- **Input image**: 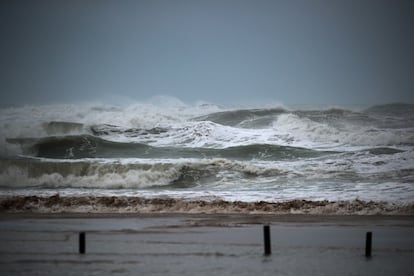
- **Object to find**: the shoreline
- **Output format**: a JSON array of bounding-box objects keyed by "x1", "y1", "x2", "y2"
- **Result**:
[
  {"x1": 1, "y1": 212, "x2": 414, "y2": 227},
  {"x1": 1, "y1": 194, "x2": 413, "y2": 216}
]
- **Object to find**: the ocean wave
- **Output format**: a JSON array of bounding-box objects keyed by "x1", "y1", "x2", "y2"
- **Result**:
[
  {"x1": 363, "y1": 147, "x2": 405, "y2": 155},
  {"x1": 42, "y1": 121, "x2": 85, "y2": 135},
  {"x1": 7, "y1": 135, "x2": 332, "y2": 160},
  {"x1": 1, "y1": 153, "x2": 413, "y2": 196},
  {"x1": 83, "y1": 105, "x2": 414, "y2": 149},
  {"x1": 193, "y1": 108, "x2": 287, "y2": 127},
  {"x1": 271, "y1": 113, "x2": 414, "y2": 148},
  {"x1": 364, "y1": 103, "x2": 414, "y2": 117},
  {"x1": 2, "y1": 102, "x2": 413, "y2": 154},
  {"x1": 193, "y1": 107, "x2": 372, "y2": 128},
  {"x1": 193, "y1": 104, "x2": 414, "y2": 128},
  {"x1": 0, "y1": 158, "x2": 290, "y2": 189},
  {"x1": 1, "y1": 195, "x2": 413, "y2": 215},
  {"x1": 1, "y1": 102, "x2": 413, "y2": 207},
  {"x1": 90, "y1": 124, "x2": 168, "y2": 137}
]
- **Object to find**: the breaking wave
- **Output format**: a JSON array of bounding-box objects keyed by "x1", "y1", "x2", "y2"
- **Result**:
[
  {"x1": 0, "y1": 158, "x2": 288, "y2": 189},
  {"x1": 42, "y1": 121, "x2": 85, "y2": 135},
  {"x1": 2, "y1": 102, "x2": 413, "y2": 154},
  {"x1": 1, "y1": 101, "x2": 413, "y2": 209},
  {"x1": 193, "y1": 108, "x2": 287, "y2": 127}
]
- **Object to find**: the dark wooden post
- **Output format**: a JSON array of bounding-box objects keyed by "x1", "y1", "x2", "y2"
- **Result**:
[
  {"x1": 365, "y1": 231, "x2": 372, "y2": 258},
  {"x1": 79, "y1": 232, "x2": 86, "y2": 254},
  {"x1": 263, "y1": 225, "x2": 271, "y2": 255}
]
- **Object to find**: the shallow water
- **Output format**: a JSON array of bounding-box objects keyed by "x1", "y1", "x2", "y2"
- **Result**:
[{"x1": 0, "y1": 215, "x2": 413, "y2": 275}]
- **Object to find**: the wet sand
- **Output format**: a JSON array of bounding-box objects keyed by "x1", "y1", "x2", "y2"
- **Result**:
[{"x1": 0, "y1": 213, "x2": 413, "y2": 275}]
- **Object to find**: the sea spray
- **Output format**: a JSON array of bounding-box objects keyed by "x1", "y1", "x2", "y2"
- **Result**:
[{"x1": 0, "y1": 101, "x2": 413, "y2": 212}]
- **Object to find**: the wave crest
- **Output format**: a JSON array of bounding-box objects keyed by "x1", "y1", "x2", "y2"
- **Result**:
[
  {"x1": 8, "y1": 135, "x2": 331, "y2": 160},
  {"x1": 0, "y1": 158, "x2": 289, "y2": 189}
]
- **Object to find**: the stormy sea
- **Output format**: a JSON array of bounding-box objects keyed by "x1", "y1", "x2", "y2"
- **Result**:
[{"x1": 1, "y1": 99, "x2": 413, "y2": 214}]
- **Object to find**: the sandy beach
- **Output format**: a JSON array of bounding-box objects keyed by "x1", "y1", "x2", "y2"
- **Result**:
[{"x1": 1, "y1": 213, "x2": 413, "y2": 275}]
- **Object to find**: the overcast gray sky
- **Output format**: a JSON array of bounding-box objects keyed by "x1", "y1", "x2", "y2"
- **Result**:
[{"x1": 1, "y1": 0, "x2": 413, "y2": 106}]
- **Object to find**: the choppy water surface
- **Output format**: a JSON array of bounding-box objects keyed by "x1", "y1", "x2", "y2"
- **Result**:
[{"x1": 1, "y1": 99, "x2": 413, "y2": 212}]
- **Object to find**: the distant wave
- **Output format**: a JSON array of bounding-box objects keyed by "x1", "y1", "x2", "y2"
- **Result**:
[
  {"x1": 90, "y1": 124, "x2": 168, "y2": 136},
  {"x1": 42, "y1": 121, "x2": 85, "y2": 135},
  {"x1": 193, "y1": 103, "x2": 414, "y2": 128},
  {"x1": 364, "y1": 103, "x2": 414, "y2": 116},
  {"x1": 3, "y1": 103, "x2": 413, "y2": 154},
  {"x1": 193, "y1": 108, "x2": 287, "y2": 127},
  {"x1": 7, "y1": 135, "x2": 332, "y2": 160}
]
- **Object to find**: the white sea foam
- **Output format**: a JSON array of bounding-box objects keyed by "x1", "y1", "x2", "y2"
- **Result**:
[
  {"x1": 272, "y1": 113, "x2": 414, "y2": 149},
  {"x1": 1, "y1": 100, "x2": 413, "y2": 206},
  {"x1": 0, "y1": 162, "x2": 181, "y2": 189},
  {"x1": 1, "y1": 100, "x2": 413, "y2": 152}
]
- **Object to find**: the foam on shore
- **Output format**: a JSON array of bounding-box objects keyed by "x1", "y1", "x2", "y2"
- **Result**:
[{"x1": 1, "y1": 195, "x2": 413, "y2": 215}]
